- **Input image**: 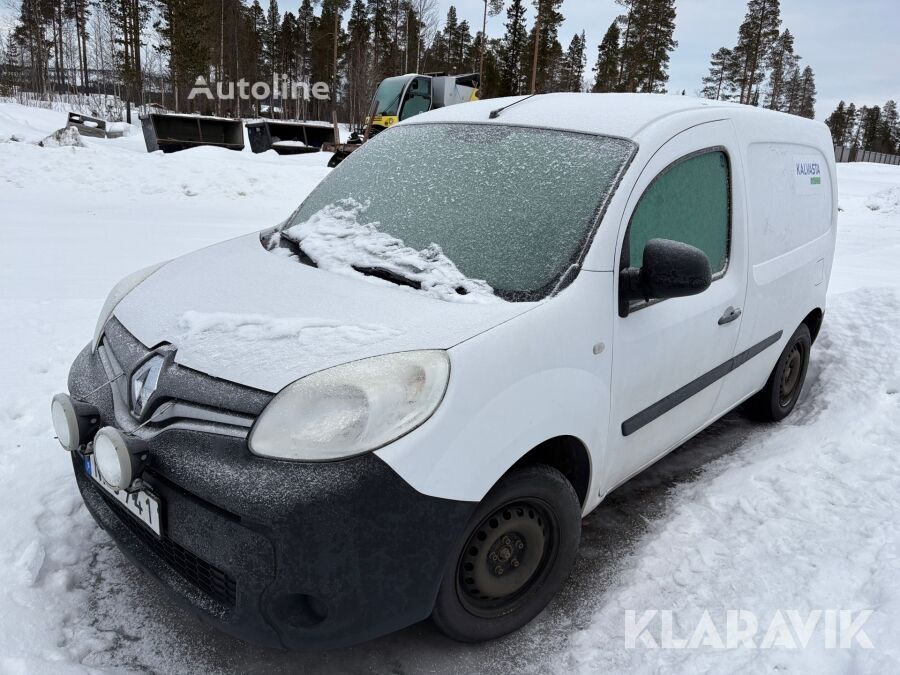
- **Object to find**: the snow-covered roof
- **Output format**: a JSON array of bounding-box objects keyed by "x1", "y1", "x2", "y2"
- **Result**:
[{"x1": 404, "y1": 93, "x2": 771, "y2": 140}]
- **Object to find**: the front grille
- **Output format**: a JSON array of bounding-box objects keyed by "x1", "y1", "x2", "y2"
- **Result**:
[{"x1": 98, "y1": 489, "x2": 237, "y2": 607}]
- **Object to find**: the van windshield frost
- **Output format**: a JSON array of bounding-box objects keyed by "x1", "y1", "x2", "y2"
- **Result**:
[{"x1": 282, "y1": 124, "x2": 634, "y2": 301}]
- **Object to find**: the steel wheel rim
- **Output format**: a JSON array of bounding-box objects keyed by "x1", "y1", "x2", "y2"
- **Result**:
[
  {"x1": 456, "y1": 498, "x2": 559, "y2": 618},
  {"x1": 779, "y1": 342, "x2": 804, "y2": 406}
]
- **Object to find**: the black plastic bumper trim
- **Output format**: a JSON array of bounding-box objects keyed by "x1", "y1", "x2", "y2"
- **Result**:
[{"x1": 622, "y1": 330, "x2": 783, "y2": 436}]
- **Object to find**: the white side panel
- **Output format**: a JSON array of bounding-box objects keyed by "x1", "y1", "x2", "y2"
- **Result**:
[
  {"x1": 718, "y1": 135, "x2": 837, "y2": 406},
  {"x1": 376, "y1": 272, "x2": 615, "y2": 513}
]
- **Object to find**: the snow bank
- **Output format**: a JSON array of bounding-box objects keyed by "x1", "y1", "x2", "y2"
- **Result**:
[
  {"x1": 37, "y1": 127, "x2": 85, "y2": 148},
  {"x1": 279, "y1": 198, "x2": 501, "y2": 304},
  {"x1": 865, "y1": 186, "x2": 900, "y2": 214}
]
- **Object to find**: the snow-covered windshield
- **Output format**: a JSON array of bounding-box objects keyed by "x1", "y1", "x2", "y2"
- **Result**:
[{"x1": 284, "y1": 123, "x2": 635, "y2": 301}]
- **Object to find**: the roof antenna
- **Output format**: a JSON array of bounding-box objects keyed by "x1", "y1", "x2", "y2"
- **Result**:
[{"x1": 489, "y1": 94, "x2": 538, "y2": 119}]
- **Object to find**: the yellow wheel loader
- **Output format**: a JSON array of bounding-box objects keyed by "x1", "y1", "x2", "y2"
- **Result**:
[{"x1": 326, "y1": 72, "x2": 480, "y2": 167}]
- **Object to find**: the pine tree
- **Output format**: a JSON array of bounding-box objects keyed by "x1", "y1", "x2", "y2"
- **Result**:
[
  {"x1": 860, "y1": 105, "x2": 881, "y2": 151},
  {"x1": 402, "y1": 4, "x2": 423, "y2": 74},
  {"x1": 615, "y1": 0, "x2": 676, "y2": 93},
  {"x1": 732, "y1": 0, "x2": 781, "y2": 104},
  {"x1": 636, "y1": 0, "x2": 677, "y2": 92},
  {"x1": 764, "y1": 29, "x2": 797, "y2": 111},
  {"x1": 497, "y1": 0, "x2": 527, "y2": 96},
  {"x1": 153, "y1": 0, "x2": 211, "y2": 111},
  {"x1": 478, "y1": 36, "x2": 503, "y2": 97},
  {"x1": 781, "y1": 65, "x2": 801, "y2": 115},
  {"x1": 277, "y1": 11, "x2": 302, "y2": 117},
  {"x1": 451, "y1": 20, "x2": 473, "y2": 72},
  {"x1": 825, "y1": 101, "x2": 848, "y2": 145},
  {"x1": 370, "y1": 0, "x2": 393, "y2": 80},
  {"x1": 615, "y1": 0, "x2": 638, "y2": 91},
  {"x1": 345, "y1": 0, "x2": 371, "y2": 124},
  {"x1": 796, "y1": 64, "x2": 816, "y2": 119},
  {"x1": 441, "y1": 5, "x2": 458, "y2": 71},
  {"x1": 844, "y1": 103, "x2": 858, "y2": 147},
  {"x1": 310, "y1": 0, "x2": 350, "y2": 117},
  {"x1": 247, "y1": 0, "x2": 267, "y2": 78},
  {"x1": 296, "y1": 0, "x2": 316, "y2": 84},
  {"x1": 261, "y1": 0, "x2": 280, "y2": 79},
  {"x1": 527, "y1": 0, "x2": 563, "y2": 94},
  {"x1": 559, "y1": 31, "x2": 586, "y2": 92},
  {"x1": 592, "y1": 21, "x2": 620, "y2": 93},
  {"x1": 877, "y1": 100, "x2": 898, "y2": 153},
  {"x1": 700, "y1": 47, "x2": 735, "y2": 100}
]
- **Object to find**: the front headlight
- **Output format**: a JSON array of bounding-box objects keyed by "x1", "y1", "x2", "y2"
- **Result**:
[
  {"x1": 249, "y1": 350, "x2": 450, "y2": 461},
  {"x1": 92, "y1": 262, "x2": 167, "y2": 351}
]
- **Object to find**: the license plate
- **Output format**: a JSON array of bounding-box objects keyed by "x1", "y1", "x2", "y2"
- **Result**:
[{"x1": 84, "y1": 454, "x2": 162, "y2": 537}]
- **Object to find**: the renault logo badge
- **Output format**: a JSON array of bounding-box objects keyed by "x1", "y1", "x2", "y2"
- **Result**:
[{"x1": 131, "y1": 355, "x2": 165, "y2": 417}]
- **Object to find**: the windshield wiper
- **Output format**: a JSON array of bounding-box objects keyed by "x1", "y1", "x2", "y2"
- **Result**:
[
  {"x1": 270, "y1": 232, "x2": 318, "y2": 268},
  {"x1": 352, "y1": 265, "x2": 422, "y2": 290},
  {"x1": 353, "y1": 265, "x2": 475, "y2": 297}
]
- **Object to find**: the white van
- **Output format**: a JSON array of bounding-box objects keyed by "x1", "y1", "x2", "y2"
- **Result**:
[{"x1": 51, "y1": 93, "x2": 836, "y2": 649}]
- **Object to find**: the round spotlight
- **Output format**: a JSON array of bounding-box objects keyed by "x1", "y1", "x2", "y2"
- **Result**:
[
  {"x1": 51, "y1": 394, "x2": 81, "y2": 451},
  {"x1": 94, "y1": 427, "x2": 138, "y2": 490},
  {"x1": 51, "y1": 393, "x2": 100, "y2": 452}
]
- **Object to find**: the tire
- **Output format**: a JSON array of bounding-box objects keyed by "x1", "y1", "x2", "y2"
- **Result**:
[
  {"x1": 431, "y1": 464, "x2": 581, "y2": 643},
  {"x1": 746, "y1": 323, "x2": 811, "y2": 422}
]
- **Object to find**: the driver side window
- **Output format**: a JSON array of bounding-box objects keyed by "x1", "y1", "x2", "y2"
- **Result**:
[{"x1": 622, "y1": 150, "x2": 731, "y2": 279}]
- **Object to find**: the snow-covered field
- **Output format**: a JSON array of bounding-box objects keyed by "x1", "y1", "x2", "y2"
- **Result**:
[{"x1": 1, "y1": 100, "x2": 899, "y2": 673}]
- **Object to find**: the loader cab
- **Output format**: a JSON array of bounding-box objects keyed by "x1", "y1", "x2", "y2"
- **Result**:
[
  {"x1": 399, "y1": 77, "x2": 433, "y2": 121},
  {"x1": 370, "y1": 75, "x2": 430, "y2": 130}
]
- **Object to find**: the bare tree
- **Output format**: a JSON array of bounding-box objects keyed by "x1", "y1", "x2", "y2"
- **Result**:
[{"x1": 411, "y1": 0, "x2": 437, "y2": 72}]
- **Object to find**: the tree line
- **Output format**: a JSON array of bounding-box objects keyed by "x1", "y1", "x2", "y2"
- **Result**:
[
  {"x1": 698, "y1": 0, "x2": 817, "y2": 119},
  {"x1": 825, "y1": 100, "x2": 899, "y2": 154},
  {"x1": 0, "y1": 0, "x2": 866, "y2": 140},
  {"x1": 0, "y1": 0, "x2": 685, "y2": 121}
]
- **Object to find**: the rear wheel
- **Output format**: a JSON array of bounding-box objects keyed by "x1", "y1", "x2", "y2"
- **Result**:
[
  {"x1": 746, "y1": 323, "x2": 811, "y2": 422},
  {"x1": 432, "y1": 464, "x2": 581, "y2": 642}
]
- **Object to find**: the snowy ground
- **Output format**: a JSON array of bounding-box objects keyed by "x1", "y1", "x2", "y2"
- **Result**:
[{"x1": 1, "y1": 100, "x2": 899, "y2": 673}]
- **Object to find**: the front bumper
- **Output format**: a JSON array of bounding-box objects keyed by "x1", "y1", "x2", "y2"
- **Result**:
[{"x1": 67, "y1": 338, "x2": 475, "y2": 650}]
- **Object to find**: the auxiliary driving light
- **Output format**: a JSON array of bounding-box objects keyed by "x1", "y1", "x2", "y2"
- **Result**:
[
  {"x1": 93, "y1": 426, "x2": 147, "y2": 490},
  {"x1": 51, "y1": 393, "x2": 100, "y2": 452}
]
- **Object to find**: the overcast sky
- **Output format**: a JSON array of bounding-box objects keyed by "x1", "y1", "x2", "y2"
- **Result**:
[{"x1": 439, "y1": 0, "x2": 899, "y2": 120}]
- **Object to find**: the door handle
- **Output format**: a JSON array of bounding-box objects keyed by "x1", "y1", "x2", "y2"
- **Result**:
[{"x1": 718, "y1": 306, "x2": 742, "y2": 325}]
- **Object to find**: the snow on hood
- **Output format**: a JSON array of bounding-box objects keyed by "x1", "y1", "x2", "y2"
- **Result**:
[
  {"x1": 112, "y1": 233, "x2": 536, "y2": 392},
  {"x1": 276, "y1": 198, "x2": 500, "y2": 304}
]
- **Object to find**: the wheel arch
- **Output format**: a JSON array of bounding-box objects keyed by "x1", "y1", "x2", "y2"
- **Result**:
[
  {"x1": 509, "y1": 435, "x2": 592, "y2": 508},
  {"x1": 802, "y1": 308, "x2": 824, "y2": 343}
]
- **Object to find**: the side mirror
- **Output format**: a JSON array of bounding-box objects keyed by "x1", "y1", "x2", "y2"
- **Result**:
[{"x1": 619, "y1": 238, "x2": 712, "y2": 314}]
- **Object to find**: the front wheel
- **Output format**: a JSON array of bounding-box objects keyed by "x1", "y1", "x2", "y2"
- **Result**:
[
  {"x1": 746, "y1": 323, "x2": 811, "y2": 422},
  {"x1": 432, "y1": 464, "x2": 581, "y2": 642}
]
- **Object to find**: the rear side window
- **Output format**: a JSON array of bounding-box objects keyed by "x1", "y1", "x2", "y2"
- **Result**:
[{"x1": 624, "y1": 150, "x2": 731, "y2": 275}]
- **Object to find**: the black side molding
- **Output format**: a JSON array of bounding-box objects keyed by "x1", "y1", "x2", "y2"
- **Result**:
[{"x1": 621, "y1": 331, "x2": 783, "y2": 437}]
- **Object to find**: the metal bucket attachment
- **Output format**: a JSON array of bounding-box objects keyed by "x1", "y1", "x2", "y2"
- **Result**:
[
  {"x1": 140, "y1": 113, "x2": 245, "y2": 153},
  {"x1": 246, "y1": 120, "x2": 336, "y2": 155},
  {"x1": 66, "y1": 113, "x2": 108, "y2": 139}
]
